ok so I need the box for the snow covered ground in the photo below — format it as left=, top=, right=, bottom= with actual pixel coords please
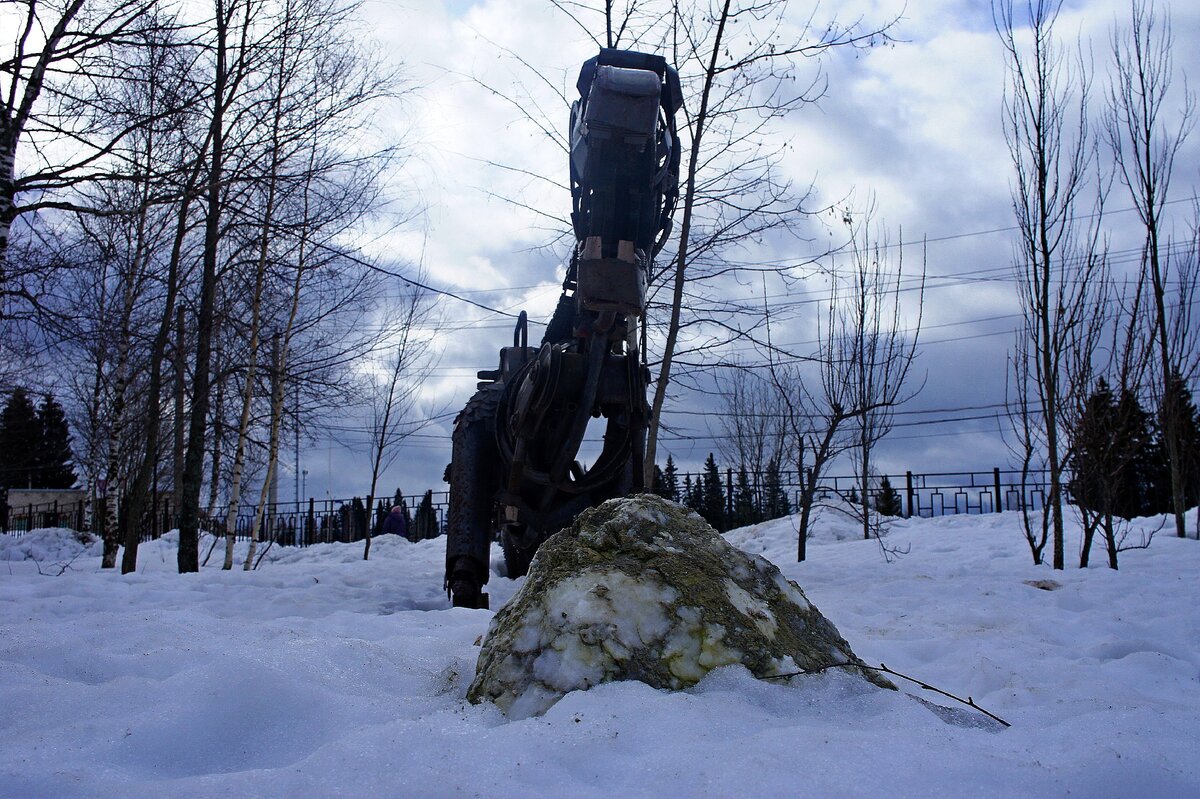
left=1, top=505, right=1198, bottom=798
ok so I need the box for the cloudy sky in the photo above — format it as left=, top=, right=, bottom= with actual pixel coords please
left=304, top=0, right=1200, bottom=503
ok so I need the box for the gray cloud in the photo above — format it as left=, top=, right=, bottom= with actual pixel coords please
left=300, top=0, right=1200, bottom=500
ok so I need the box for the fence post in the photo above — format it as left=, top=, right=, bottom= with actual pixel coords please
left=905, top=471, right=915, bottom=518
left=993, top=468, right=1003, bottom=513
left=725, top=468, right=733, bottom=523
left=307, top=497, right=315, bottom=546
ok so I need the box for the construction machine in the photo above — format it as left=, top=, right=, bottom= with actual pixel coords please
left=444, top=49, right=682, bottom=609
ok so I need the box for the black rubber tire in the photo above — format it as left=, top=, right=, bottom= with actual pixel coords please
left=502, top=530, right=537, bottom=578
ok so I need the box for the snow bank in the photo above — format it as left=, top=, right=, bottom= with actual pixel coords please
left=0, top=527, right=102, bottom=565
left=1, top=507, right=1197, bottom=797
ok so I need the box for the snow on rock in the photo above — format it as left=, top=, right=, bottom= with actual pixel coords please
left=468, top=494, right=893, bottom=717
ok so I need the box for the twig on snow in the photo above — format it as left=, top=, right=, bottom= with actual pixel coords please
left=763, top=660, right=1011, bottom=728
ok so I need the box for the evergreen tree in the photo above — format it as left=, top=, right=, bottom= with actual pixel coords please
left=414, top=490, right=438, bottom=540
left=350, top=497, right=367, bottom=539
left=1114, top=388, right=1159, bottom=518
left=762, top=456, right=790, bottom=520
left=1160, top=374, right=1200, bottom=511
left=683, top=475, right=702, bottom=514
left=874, top=474, right=903, bottom=517
left=1070, top=381, right=1116, bottom=515
left=373, top=499, right=388, bottom=534
left=1073, top=382, right=1162, bottom=519
left=36, top=393, right=76, bottom=488
left=652, top=465, right=669, bottom=499
left=0, top=388, right=40, bottom=489
left=732, top=465, right=757, bottom=528
left=700, top=453, right=726, bottom=532
left=662, top=455, right=680, bottom=503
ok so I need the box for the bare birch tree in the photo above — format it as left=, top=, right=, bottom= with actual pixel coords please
left=0, top=0, right=178, bottom=320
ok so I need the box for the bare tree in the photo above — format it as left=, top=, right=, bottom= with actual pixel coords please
left=1104, top=0, right=1196, bottom=539
left=1006, top=330, right=1047, bottom=564
left=715, top=362, right=784, bottom=501
left=39, top=14, right=205, bottom=569
left=759, top=198, right=922, bottom=559
left=457, top=2, right=894, bottom=492
left=361, top=281, right=439, bottom=561
left=642, top=0, right=895, bottom=487
left=996, top=0, right=1106, bottom=570
left=176, top=0, right=402, bottom=572
left=834, top=203, right=924, bottom=541
left=1, top=0, right=179, bottom=319
left=764, top=280, right=857, bottom=563
left=176, top=0, right=256, bottom=573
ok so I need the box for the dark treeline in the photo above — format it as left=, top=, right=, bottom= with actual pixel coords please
left=651, top=453, right=910, bottom=534
left=0, top=387, right=76, bottom=490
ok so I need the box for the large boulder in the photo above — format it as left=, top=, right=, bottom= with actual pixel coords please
left=468, top=494, right=893, bottom=717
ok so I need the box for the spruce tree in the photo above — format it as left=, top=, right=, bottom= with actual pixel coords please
left=351, top=497, right=367, bottom=539
left=700, top=453, right=726, bottom=532
left=652, top=465, right=669, bottom=499
left=1071, top=381, right=1164, bottom=520
left=763, top=456, right=790, bottom=520
left=0, top=388, right=40, bottom=489
left=733, top=465, right=757, bottom=528
left=1162, top=374, right=1200, bottom=510
left=36, top=393, right=76, bottom=488
left=1114, top=388, right=1158, bottom=518
left=683, top=475, right=702, bottom=514
left=415, top=490, right=437, bottom=540
left=1069, top=380, right=1116, bottom=516
left=662, top=455, right=680, bottom=502
left=874, top=475, right=903, bottom=517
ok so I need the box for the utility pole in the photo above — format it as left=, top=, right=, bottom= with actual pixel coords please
left=294, top=376, right=300, bottom=506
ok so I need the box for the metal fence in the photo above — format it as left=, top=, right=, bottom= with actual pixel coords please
left=1, top=491, right=452, bottom=544
left=671, top=467, right=1053, bottom=522
left=3, top=469, right=1053, bottom=539
left=0, top=498, right=89, bottom=535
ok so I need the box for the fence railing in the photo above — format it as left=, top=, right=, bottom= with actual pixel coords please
left=803, top=469, right=1049, bottom=518
left=3, top=469, right=1055, bottom=540
left=668, top=467, right=1054, bottom=524
left=0, top=498, right=89, bottom=535
left=1, top=491, right=452, bottom=545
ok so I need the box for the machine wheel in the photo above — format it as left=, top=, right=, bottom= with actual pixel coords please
left=444, top=384, right=503, bottom=610
left=450, top=567, right=487, bottom=609
left=501, top=529, right=538, bottom=578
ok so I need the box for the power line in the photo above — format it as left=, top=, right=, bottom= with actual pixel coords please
left=309, top=240, right=533, bottom=320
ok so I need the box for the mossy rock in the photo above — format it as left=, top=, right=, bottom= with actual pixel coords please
left=468, top=494, right=894, bottom=717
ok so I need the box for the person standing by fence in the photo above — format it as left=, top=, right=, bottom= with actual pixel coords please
left=380, top=506, right=409, bottom=540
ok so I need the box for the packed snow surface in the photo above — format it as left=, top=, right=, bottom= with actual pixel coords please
left=2, top=506, right=1198, bottom=797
